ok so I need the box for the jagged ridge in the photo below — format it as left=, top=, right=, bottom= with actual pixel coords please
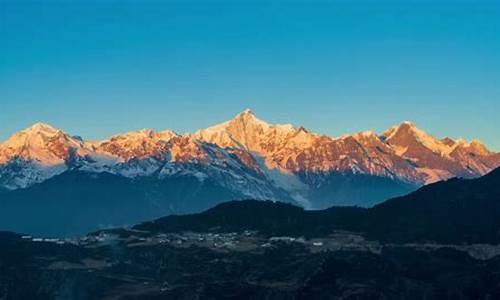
left=1, top=110, right=499, bottom=209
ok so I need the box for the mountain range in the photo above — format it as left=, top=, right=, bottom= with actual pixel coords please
left=1, top=167, right=500, bottom=299
left=0, top=110, right=499, bottom=235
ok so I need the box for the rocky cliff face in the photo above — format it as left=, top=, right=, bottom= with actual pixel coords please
left=1, top=110, right=499, bottom=208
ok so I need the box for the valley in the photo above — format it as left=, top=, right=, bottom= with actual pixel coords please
left=1, top=168, right=500, bottom=299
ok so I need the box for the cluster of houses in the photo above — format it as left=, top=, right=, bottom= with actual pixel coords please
left=21, top=229, right=330, bottom=251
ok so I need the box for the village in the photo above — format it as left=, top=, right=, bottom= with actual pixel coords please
left=20, top=229, right=500, bottom=261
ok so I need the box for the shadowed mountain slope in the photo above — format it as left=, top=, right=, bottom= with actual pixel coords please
left=138, top=167, right=500, bottom=244
left=0, top=170, right=240, bottom=237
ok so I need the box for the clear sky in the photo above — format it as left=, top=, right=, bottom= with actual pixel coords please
left=1, top=1, right=499, bottom=150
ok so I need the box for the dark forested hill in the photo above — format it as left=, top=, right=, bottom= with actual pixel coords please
left=363, top=167, right=500, bottom=243
left=138, top=168, right=500, bottom=244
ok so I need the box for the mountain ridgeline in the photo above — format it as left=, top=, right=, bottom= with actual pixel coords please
left=1, top=168, right=500, bottom=299
left=0, top=110, right=499, bottom=236
left=137, top=167, right=500, bottom=244
left=0, top=170, right=245, bottom=236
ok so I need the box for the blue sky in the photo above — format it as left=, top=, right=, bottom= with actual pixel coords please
left=1, top=1, right=499, bottom=150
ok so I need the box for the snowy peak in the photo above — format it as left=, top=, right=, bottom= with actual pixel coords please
left=383, top=121, right=453, bottom=157
left=94, top=128, right=178, bottom=161
left=223, top=109, right=273, bottom=136
left=106, top=128, right=178, bottom=142
left=24, top=122, right=60, bottom=136
left=235, top=108, right=256, bottom=119
left=194, top=109, right=297, bottom=153
left=467, top=140, right=491, bottom=156
left=440, top=137, right=456, bottom=147
left=241, top=108, right=253, bottom=114
left=383, top=121, right=413, bottom=139
left=0, top=123, right=92, bottom=189
left=448, top=137, right=491, bottom=155
left=353, top=130, right=380, bottom=143
left=383, top=122, right=493, bottom=159
left=231, top=108, right=270, bottom=128
left=380, top=122, right=500, bottom=183
left=13, top=122, right=63, bottom=145
left=383, top=121, right=418, bottom=140
left=157, top=129, right=178, bottom=142
left=0, top=123, right=87, bottom=164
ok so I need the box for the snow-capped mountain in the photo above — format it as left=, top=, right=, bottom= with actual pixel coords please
left=1, top=110, right=499, bottom=209
left=382, top=121, right=499, bottom=183
left=194, top=110, right=499, bottom=185
left=0, top=123, right=94, bottom=189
